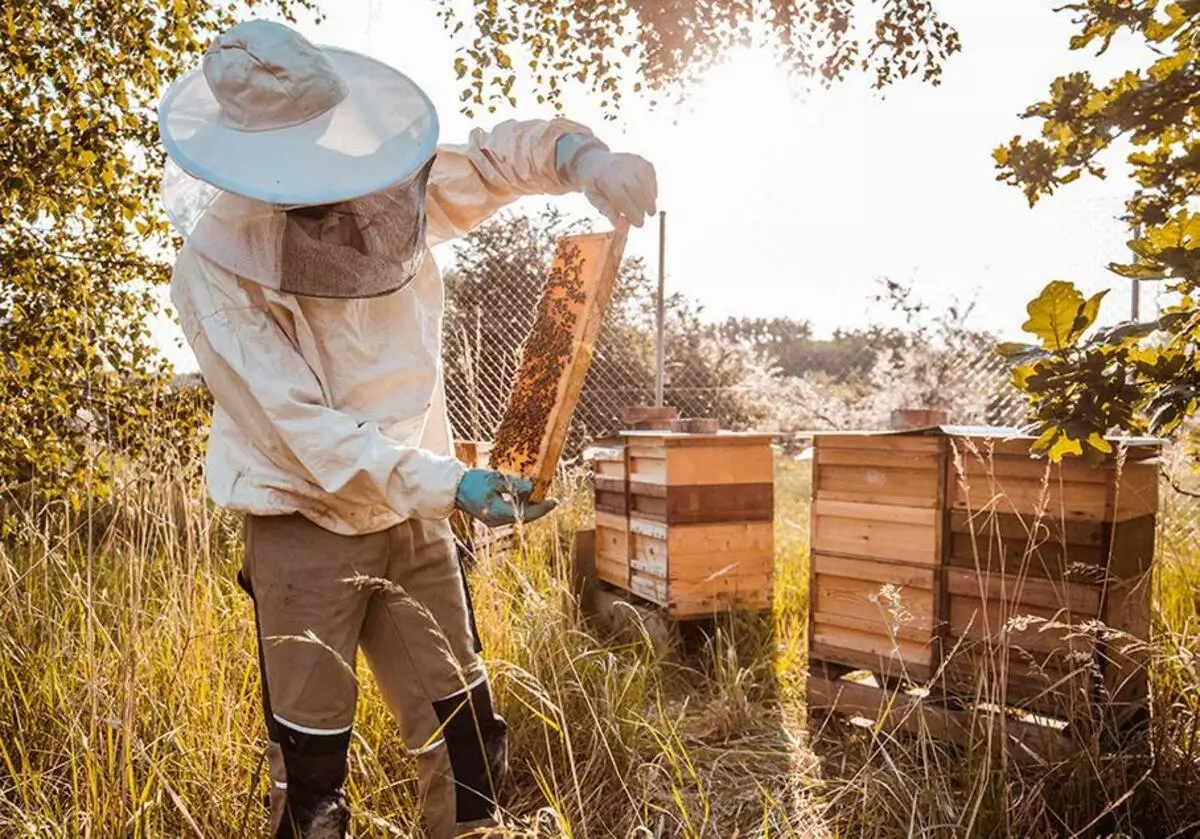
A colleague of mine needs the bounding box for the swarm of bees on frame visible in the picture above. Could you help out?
[490,242,587,477]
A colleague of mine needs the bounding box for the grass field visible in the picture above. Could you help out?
[3,456,1200,837]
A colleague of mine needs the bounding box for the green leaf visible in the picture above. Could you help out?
[1048,434,1084,462]
[1108,261,1167,280]
[1031,425,1058,456]
[1011,364,1036,390]
[996,342,1048,362]
[1022,281,1087,351]
[1087,432,1113,454]
[1073,290,1107,335]
[1093,320,1156,344]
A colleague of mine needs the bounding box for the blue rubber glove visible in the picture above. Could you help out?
[454,469,558,528]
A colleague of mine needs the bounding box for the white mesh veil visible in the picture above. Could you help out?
[161,154,435,298]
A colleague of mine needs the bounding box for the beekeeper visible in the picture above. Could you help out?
[158,19,656,839]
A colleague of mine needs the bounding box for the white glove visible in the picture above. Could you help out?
[558,135,658,228]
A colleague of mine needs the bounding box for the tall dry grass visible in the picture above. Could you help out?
[2,453,1200,837]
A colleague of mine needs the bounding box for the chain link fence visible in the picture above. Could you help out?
[440,210,1028,455]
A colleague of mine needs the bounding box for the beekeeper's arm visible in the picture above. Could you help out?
[173,248,466,520]
[425,118,658,244]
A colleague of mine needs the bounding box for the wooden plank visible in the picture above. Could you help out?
[664,445,774,486]
[807,674,1074,761]
[630,570,668,605]
[955,451,1110,485]
[596,556,628,588]
[817,464,941,509]
[630,531,668,576]
[595,523,628,564]
[669,589,772,618]
[949,433,1161,464]
[810,631,932,675]
[649,432,777,449]
[815,435,944,455]
[946,530,1106,583]
[1101,514,1155,709]
[593,475,627,494]
[811,554,936,589]
[813,573,935,632]
[630,494,667,521]
[945,569,1101,615]
[812,610,929,643]
[816,447,942,471]
[1109,462,1159,522]
[667,553,773,584]
[811,514,938,565]
[628,517,668,541]
[627,443,668,460]
[490,220,630,501]
[808,440,822,676]
[594,510,629,533]
[629,457,667,484]
[939,649,1094,717]
[595,490,627,515]
[667,521,774,556]
[630,554,668,577]
[619,484,775,524]
[670,571,773,600]
[813,499,938,528]
[663,483,774,524]
[594,459,626,479]
[627,480,668,498]
[949,509,1104,547]
[947,596,1095,657]
[949,475,1110,522]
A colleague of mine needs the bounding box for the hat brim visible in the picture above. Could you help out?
[158,47,439,206]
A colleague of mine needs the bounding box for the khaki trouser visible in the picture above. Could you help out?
[241,513,506,838]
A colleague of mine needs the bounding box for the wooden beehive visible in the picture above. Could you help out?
[489,220,629,502]
[809,427,1159,717]
[809,433,943,682]
[593,430,776,619]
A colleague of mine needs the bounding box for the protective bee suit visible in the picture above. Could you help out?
[159,19,656,839]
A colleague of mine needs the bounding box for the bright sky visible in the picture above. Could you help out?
[156,0,1160,370]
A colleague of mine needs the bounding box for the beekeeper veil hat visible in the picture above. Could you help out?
[158,19,440,298]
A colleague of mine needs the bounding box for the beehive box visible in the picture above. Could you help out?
[810,433,944,682]
[810,427,1159,715]
[593,430,775,618]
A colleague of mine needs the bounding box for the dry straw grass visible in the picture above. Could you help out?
[2,451,1200,837]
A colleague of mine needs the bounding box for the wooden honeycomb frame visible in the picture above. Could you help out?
[489,219,630,502]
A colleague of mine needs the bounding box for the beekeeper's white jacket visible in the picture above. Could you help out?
[171,119,590,535]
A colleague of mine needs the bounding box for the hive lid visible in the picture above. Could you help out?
[618,429,779,445]
[802,425,1164,455]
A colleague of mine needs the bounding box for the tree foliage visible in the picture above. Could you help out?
[995,1,1200,460]
[1,0,311,509]
[436,0,961,115]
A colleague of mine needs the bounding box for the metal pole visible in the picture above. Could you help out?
[654,211,667,407]
[1131,222,1142,321]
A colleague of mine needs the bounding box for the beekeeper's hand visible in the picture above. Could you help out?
[454,469,558,528]
[558,134,658,228]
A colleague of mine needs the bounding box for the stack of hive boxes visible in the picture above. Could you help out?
[809,427,1159,716]
[592,429,776,618]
